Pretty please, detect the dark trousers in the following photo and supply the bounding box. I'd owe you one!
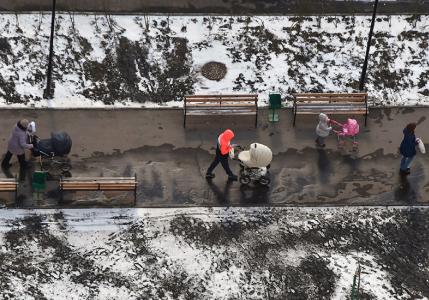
[207,147,234,176]
[2,151,26,169]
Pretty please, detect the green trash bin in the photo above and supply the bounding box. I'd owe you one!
[268,93,282,122]
[32,171,48,201]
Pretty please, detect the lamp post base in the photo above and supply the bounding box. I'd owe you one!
[43,86,55,99]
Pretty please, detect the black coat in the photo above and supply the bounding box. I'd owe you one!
[400,128,417,157]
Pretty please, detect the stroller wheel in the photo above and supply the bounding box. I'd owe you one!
[239,175,251,185]
[259,176,271,186]
[62,171,72,178]
[61,163,72,172]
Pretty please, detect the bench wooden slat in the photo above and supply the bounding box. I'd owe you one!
[60,176,138,206]
[187,111,256,116]
[99,187,136,190]
[62,187,99,191]
[296,103,366,106]
[296,111,367,115]
[187,108,256,111]
[62,177,135,181]
[294,93,367,97]
[98,183,136,187]
[62,186,135,190]
[185,94,257,98]
[186,106,256,110]
[60,177,137,190]
[297,110,366,114]
[62,181,135,185]
[0,179,18,192]
[0,179,18,200]
[185,101,257,104]
[61,183,136,187]
[0,184,18,188]
[185,97,257,101]
[297,106,366,110]
[295,98,366,102]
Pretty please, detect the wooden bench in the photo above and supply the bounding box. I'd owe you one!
[184,94,258,128]
[292,93,368,126]
[0,178,18,202]
[60,176,137,205]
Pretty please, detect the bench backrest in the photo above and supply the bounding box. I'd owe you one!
[293,93,367,103]
[0,179,18,191]
[184,94,258,108]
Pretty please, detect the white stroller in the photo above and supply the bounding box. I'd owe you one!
[231,143,273,185]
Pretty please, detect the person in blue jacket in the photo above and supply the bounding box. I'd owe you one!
[399,123,418,175]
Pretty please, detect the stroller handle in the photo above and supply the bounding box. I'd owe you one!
[329,119,343,127]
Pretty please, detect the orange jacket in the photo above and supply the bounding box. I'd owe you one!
[218,129,234,155]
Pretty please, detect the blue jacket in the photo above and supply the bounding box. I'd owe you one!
[399,128,417,157]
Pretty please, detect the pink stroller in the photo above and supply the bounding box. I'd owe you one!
[330,118,360,151]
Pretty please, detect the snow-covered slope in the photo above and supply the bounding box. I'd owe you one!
[0,14,428,108]
[0,207,428,299]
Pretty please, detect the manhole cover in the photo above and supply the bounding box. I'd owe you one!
[201,61,227,81]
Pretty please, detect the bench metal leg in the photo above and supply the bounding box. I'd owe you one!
[14,175,18,203]
[183,114,186,128]
[134,174,137,207]
[255,113,258,128]
[364,113,368,126]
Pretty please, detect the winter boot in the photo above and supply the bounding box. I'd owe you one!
[228,174,238,181]
[206,173,215,179]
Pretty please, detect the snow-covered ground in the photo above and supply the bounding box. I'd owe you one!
[0,14,429,108]
[0,207,428,299]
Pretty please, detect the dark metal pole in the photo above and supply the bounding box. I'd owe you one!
[359,0,379,91]
[43,0,56,99]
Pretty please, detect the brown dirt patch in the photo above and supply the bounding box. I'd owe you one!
[201,61,227,81]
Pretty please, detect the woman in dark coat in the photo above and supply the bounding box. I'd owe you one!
[1,119,34,170]
[399,123,418,175]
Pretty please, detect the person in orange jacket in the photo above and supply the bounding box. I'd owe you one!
[206,129,238,181]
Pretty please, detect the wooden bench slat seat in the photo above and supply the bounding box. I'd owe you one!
[60,176,138,205]
[185,94,257,98]
[67,177,136,180]
[0,187,18,191]
[294,93,368,97]
[184,94,258,128]
[186,110,257,115]
[292,93,369,126]
[295,98,366,102]
[0,178,18,201]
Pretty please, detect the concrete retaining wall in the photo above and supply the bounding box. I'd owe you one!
[0,0,429,14]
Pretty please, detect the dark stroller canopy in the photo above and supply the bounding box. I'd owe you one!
[51,132,72,156]
[37,132,72,156]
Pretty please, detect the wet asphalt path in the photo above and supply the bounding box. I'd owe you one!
[0,107,428,208]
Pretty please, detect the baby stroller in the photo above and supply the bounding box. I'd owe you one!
[232,143,273,185]
[330,118,360,151]
[31,132,72,176]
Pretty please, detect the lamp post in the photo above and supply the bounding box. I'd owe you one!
[359,0,379,91]
[43,0,56,99]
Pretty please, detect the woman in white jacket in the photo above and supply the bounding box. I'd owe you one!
[315,113,332,147]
